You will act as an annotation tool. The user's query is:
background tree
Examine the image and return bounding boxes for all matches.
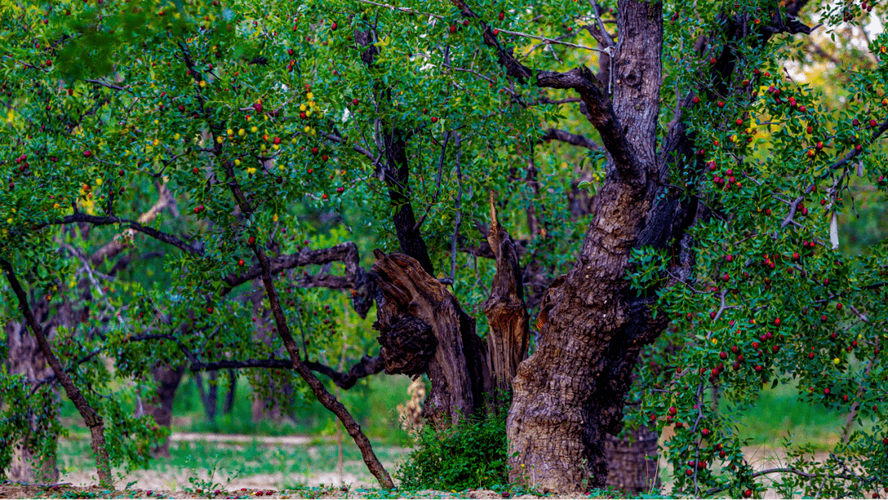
[0,0,886,497]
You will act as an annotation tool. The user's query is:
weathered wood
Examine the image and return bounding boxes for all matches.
[372,251,493,428]
[376,315,437,376]
[481,194,529,396]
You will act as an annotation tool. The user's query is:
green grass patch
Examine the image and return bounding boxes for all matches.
[737,383,845,449]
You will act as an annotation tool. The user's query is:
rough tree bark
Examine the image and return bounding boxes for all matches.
[604,427,661,494]
[493,0,671,492]
[372,251,493,428]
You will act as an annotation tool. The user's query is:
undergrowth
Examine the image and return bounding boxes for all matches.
[395,406,509,491]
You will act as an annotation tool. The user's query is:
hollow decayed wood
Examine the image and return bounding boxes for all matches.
[482,195,530,395]
[376,315,438,376]
[372,251,493,428]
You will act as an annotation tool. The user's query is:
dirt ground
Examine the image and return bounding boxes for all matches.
[0,484,548,499]
[0,433,859,499]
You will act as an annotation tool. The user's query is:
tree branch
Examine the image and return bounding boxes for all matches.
[449,0,641,181]
[0,259,113,486]
[39,213,201,256]
[540,128,600,150]
[190,356,385,390]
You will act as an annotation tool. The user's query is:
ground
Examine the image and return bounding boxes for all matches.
[0,430,837,499]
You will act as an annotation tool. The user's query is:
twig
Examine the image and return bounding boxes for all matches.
[450,134,463,284]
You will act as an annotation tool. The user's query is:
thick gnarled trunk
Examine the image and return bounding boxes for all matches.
[505,0,666,492]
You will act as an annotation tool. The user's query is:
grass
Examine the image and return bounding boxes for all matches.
[58,438,408,490]
[737,383,846,449]
[59,373,414,445]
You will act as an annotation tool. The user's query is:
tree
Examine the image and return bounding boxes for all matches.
[1,0,887,496]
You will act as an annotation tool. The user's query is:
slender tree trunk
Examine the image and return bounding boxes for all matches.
[2,259,113,487]
[194,371,218,423]
[215,153,394,487]
[223,368,236,415]
[143,364,185,457]
[5,320,59,483]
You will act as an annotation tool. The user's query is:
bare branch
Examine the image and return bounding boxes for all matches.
[39,213,201,256]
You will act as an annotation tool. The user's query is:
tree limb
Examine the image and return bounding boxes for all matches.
[39,213,201,256]
[540,128,600,150]
[190,356,385,390]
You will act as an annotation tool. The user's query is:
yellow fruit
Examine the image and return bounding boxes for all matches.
[234,159,241,166]
[299,104,306,111]
[833,358,841,365]
[272,214,278,222]
[306,110,312,117]
[153,139,160,146]
[250,126,258,133]
[238,128,245,136]
[307,92,314,100]
[199,81,206,88]
[216,136,224,144]
[174,133,181,140]
[95,178,103,186]
[291,137,297,144]
[272,144,280,151]
[227,128,234,136]
[260,144,266,151]
[304,125,310,132]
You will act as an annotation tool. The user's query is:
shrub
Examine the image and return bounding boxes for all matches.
[395,408,509,491]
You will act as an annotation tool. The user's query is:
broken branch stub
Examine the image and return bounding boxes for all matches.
[482,193,530,396]
[376,315,437,375]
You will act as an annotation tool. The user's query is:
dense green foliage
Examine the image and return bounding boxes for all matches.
[0,0,886,496]
[396,409,508,492]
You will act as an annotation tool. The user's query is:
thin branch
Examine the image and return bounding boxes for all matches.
[539,128,600,150]
[39,213,201,256]
[190,356,385,390]
[450,134,463,283]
